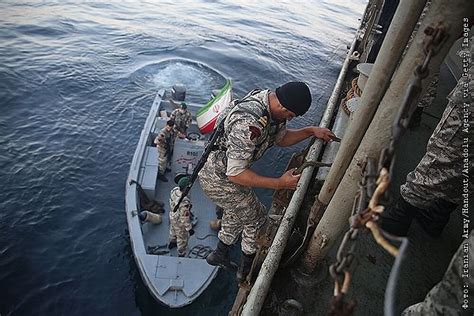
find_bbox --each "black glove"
[189,228,195,236]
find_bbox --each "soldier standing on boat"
[199,81,335,282]
[381,60,473,237]
[168,176,195,257]
[154,119,176,182]
[170,102,193,139]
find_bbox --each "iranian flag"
[197,80,232,134]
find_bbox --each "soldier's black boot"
[380,197,418,236]
[206,240,237,272]
[413,198,457,238]
[236,252,255,284]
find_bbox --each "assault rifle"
[171,120,225,213]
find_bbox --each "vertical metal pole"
[320,0,428,207]
[298,0,427,273]
[301,0,471,273]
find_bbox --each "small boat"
[125,79,231,307]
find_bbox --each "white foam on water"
[151,61,224,102]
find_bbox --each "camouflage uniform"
[198,90,287,255]
[402,231,474,315]
[171,108,192,135]
[154,126,175,175]
[400,63,474,223]
[169,187,193,256]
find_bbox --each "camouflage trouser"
[401,98,473,215]
[169,222,189,256]
[402,231,474,316]
[199,151,266,255]
[157,145,168,175]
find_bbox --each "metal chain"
[381,25,446,176]
[328,25,447,316]
[328,158,377,316]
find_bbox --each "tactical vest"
[214,89,285,163]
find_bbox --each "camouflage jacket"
[171,108,192,133]
[154,126,175,151]
[169,187,192,231]
[212,89,287,177]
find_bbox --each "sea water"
[0,1,365,315]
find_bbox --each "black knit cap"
[275,81,312,116]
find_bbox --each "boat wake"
[129,58,227,104]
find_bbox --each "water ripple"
[0,1,366,315]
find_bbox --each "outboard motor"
[172,84,186,101]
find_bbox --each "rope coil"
[341,77,362,115]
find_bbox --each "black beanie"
[275,81,312,116]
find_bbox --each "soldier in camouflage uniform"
[381,59,473,237]
[170,102,193,138]
[154,119,175,182]
[168,176,195,257]
[199,82,335,282]
[402,230,473,315]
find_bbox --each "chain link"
[384,25,446,173]
[328,25,447,315]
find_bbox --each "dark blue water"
[0,1,365,315]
